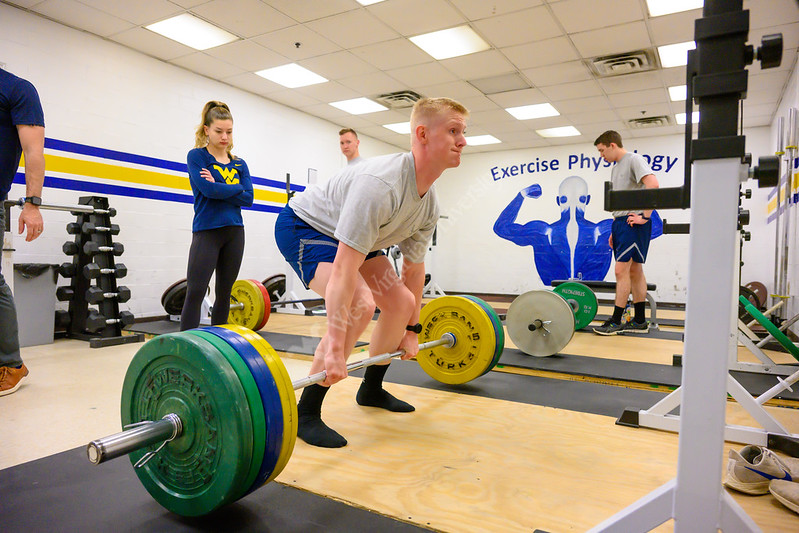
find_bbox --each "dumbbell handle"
[86,333,455,465]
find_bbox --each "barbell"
[85,295,504,516]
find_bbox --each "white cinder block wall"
[0,4,785,322]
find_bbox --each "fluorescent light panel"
[658,41,696,68]
[330,98,387,115]
[409,26,490,60]
[646,0,703,17]
[255,64,328,88]
[669,85,687,101]
[383,122,411,134]
[676,112,700,125]
[146,13,237,51]
[466,135,501,146]
[536,126,581,138]
[506,103,559,121]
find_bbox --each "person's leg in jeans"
[210,226,245,325]
[0,205,29,396]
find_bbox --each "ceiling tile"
[501,37,579,69]
[110,27,195,61]
[648,9,702,46]
[192,0,295,38]
[660,66,688,87]
[299,51,378,80]
[555,95,611,113]
[252,24,341,60]
[540,79,603,101]
[295,80,361,103]
[522,61,592,87]
[564,109,619,126]
[33,0,134,37]
[267,90,323,108]
[417,80,484,100]
[352,39,432,71]
[338,71,408,96]
[77,0,182,25]
[167,0,208,7]
[205,40,289,71]
[297,102,351,121]
[448,0,544,21]
[746,0,799,30]
[472,5,561,48]
[470,108,523,125]
[3,0,46,7]
[598,71,663,94]
[551,0,643,34]
[486,88,547,108]
[386,62,456,89]
[267,0,359,23]
[223,72,286,96]
[367,0,466,37]
[306,9,399,49]
[608,88,668,108]
[614,103,672,121]
[439,50,516,79]
[570,21,651,58]
[170,52,246,78]
[457,95,504,113]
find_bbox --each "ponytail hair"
[195,100,235,157]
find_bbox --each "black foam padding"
[1,447,430,533]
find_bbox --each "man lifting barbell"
[274,97,470,448]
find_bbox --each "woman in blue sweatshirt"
[180,100,253,330]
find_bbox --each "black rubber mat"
[1,447,430,533]
[575,325,683,341]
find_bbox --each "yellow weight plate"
[417,295,496,385]
[223,325,297,485]
[228,280,266,330]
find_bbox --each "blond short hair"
[410,97,469,133]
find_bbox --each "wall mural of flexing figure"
[493,176,662,286]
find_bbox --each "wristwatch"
[406,323,422,334]
[23,196,42,206]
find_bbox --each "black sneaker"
[624,320,650,334]
[593,320,624,335]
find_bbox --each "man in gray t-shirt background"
[274,97,469,448]
[592,130,659,336]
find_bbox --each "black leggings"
[180,226,245,331]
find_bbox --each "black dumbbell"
[83,263,127,280]
[82,222,120,235]
[86,310,134,332]
[56,287,74,301]
[55,309,71,328]
[83,242,124,256]
[63,242,79,256]
[59,262,77,278]
[66,222,81,235]
[86,286,131,304]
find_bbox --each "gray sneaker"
[624,320,650,334]
[593,320,624,335]
[770,479,799,514]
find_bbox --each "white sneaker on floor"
[724,445,799,495]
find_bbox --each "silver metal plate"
[506,290,575,357]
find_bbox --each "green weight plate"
[739,296,799,362]
[200,326,283,496]
[461,295,504,375]
[120,333,253,516]
[506,290,575,357]
[185,330,265,503]
[225,325,297,485]
[553,281,598,330]
[418,296,496,384]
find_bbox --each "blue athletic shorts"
[612,216,652,263]
[274,205,384,289]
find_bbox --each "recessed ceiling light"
[669,85,687,101]
[330,98,388,115]
[466,135,501,146]
[409,26,491,60]
[255,64,328,88]
[146,13,237,51]
[646,0,703,17]
[658,41,696,68]
[536,126,581,138]
[383,122,411,134]
[505,103,560,121]
[676,112,700,125]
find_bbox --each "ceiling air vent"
[627,115,671,128]
[588,49,658,77]
[374,90,423,109]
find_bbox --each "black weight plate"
[262,274,286,302]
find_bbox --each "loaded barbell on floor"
[84,295,503,516]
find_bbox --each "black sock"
[357,364,415,412]
[296,384,347,448]
[633,302,646,323]
[611,305,625,324]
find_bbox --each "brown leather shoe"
[0,363,29,396]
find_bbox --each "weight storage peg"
[83,242,124,256]
[56,287,74,302]
[86,310,134,332]
[63,242,79,256]
[58,262,77,278]
[86,286,131,304]
[82,222,121,235]
[84,263,127,279]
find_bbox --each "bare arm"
[641,174,659,219]
[17,124,45,241]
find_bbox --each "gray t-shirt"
[611,152,653,218]
[289,151,438,263]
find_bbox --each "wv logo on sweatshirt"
[213,164,240,184]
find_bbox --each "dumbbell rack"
[58,196,144,348]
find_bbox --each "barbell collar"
[86,414,182,465]
[292,333,456,390]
